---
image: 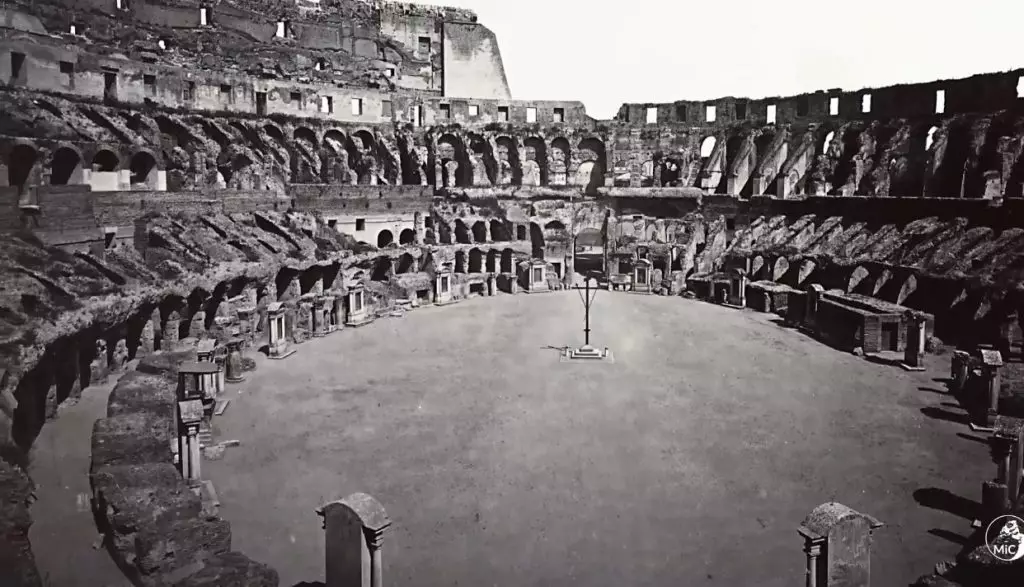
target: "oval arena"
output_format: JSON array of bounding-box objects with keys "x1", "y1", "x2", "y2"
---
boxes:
[{"x1": 2, "y1": 1, "x2": 1024, "y2": 587}]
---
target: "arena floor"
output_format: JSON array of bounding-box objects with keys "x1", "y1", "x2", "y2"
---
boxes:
[
  {"x1": 204, "y1": 291, "x2": 989, "y2": 587},
  {"x1": 28, "y1": 290, "x2": 992, "y2": 586}
]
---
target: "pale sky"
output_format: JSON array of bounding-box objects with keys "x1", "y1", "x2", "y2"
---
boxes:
[{"x1": 418, "y1": 0, "x2": 1024, "y2": 119}]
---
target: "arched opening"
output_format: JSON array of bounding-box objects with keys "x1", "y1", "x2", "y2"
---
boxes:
[
  {"x1": 454, "y1": 219, "x2": 471, "y2": 244},
  {"x1": 221, "y1": 153, "x2": 253, "y2": 186},
  {"x1": 925, "y1": 126, "x2": 939, "y2": 151},
  {"x1": 500, "y1": 249, "x2": 514, "y2": 273},
  {"x1": 468, "y1": 248, "x2": 483, "y2": 273},
  {"x1": 129, "y1": 151, "x2": 159, "y2": 189},
  {"x1": 471, "y1": 221, "x2": 487, "y2": 243},
  {"x1": 50, "y1": 147, "x2": 83, "y2": 185},
  {"x1": 377, "y1": 229, "x2": 394, "y2": 248},
  {"x1": 576, "y1": 137, "x2": 607, "y2": 194},
  {"x1": 495, "y1": 136, "x2": 521, "y2": 186},
  {"x1": 399, "y1": 228, "x2": 416, "y2": 245},
  {"x1": 92, "y1": 149, "x2": 119, "y2": 172},
  {"x1": 490, "y1": 219, "x2": 511, "y2": 241},
  {"x1": 455, "y1": 250, "x2": 466, "y2": 273},
  {"x1": 486, "y1": 249, "x2": 499, "y2": 272},
  {"x1": 544, "y1": 220, "x2": 566, "y2": 231},
  {"x1": 293, "y1": 126, "x2": 318, "y2": 148},
  {"x1": 323, "y1": 130, "x2": 346, "y2": 154},
  {"x1": 821, "y1": 131, "x2": 836, "y2": 155},
  {"x1": 370, "y1": 257, "x2": 391, "y2": 281},
  {"x1": 9, "y1": 144, "x2": 38, "y2": 191},
  {"x1": 549, "y1": 137, "x2": 571, "y2": 185},
  {"x1": 435, "y1": 134, "x2": 469, "y2": 188},
  {"x1": 468, "y1": 133, "x2": 497, "y2": 185},
  {"x1": 530, "y1": 222, "x2": 545, "y2": 259},
  {"x1": 574, "y1": 228, "x2": 604, "y2": 274},
  {"x1": 516, "y1": 225, "x2": 527, "y2": 240},
  {"x1": 659, "y1": 158, "x2": 683, "y2": 186},
  {"x1": 396, "y1": 253, "x2": 415, "y2": 274},
  {"x1": 700, "y1": 136, "x2": 717, "y2": 159},
  {"x1": 523, "y1": 137, "x2": 547, "y2": 186}
]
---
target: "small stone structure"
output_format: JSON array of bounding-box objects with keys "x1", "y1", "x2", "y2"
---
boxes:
[
  {"x1": 318, "y1": 492, "x2": 391, "y2": 587},
  {"x1": 346, "y1": 284, "x2": 373, "y2": 327},
  {"x1": 521, "y1": 260, "x2": 550, "y2": 293},
  {"x1": 798, "y1": 502, "x2": 883, "y2": 587},
  {"x1": 266, "y1": 302, "x2": 296, "y2": 359},
  {"x1": 632, "y1": 258, "x2": 653, "y2": 294}
]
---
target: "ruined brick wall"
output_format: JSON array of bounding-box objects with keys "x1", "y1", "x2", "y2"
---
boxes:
[{"x1": 441, "y1": 22, "x2": 511, "y2": 100}]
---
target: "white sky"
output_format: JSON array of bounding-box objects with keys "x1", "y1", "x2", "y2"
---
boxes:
[{"x1": 416, "y1": 0, "x2": 1024, "y2": 119}]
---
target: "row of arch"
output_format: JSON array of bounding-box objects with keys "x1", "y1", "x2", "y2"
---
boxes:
[
  {"x1": 369, "y1": 248, "x2": 520, "y2": 279},
  {"x1": 5, "y1": 143, "x2": 160, "y2": 191}
]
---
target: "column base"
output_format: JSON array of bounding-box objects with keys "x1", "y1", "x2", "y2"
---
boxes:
[
  {"x1": 268, "y1": 348, "x2": 296, "y2": 360},
  {"x1": 900, "y1": 363, "x2": 926, "y2": 372}
]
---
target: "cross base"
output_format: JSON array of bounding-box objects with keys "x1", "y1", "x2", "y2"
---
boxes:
[{"x1": 563, "y1": 345, "x2": 613, "y2": 362}]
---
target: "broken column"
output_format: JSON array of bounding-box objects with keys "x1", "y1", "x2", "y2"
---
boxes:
[
  {"x1": 236, "y1": 305, "x2": 258, "y2": 349},
  {"x1": 798, "y1": 502, "x2": 883, "y2": 587},
  {"x1": 951, "y1": 350, "x2": 971, "y2": 392},
  {"x1": 980, "y1": 348, "x2": 1005, "y2": 427},
  {"x1": 901, "y1": 311, "x2": 927, "y2": 371},
  {"x1": 318, "y1": 493, "x2": 391, "y2": 587},
  {"x1": 224, "y1": 338, "x2": 246, "y2": 384},
  {"x1": 177, "y1": 398, "x2": 204, "y2": 482},
  {"x1": 266, "y1": 302, "x2": 295, "y2": 359}
]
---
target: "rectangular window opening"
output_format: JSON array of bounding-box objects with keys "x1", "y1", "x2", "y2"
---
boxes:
[
  {"x1": 829, "y1": 96, "x2": 840, "y2": 116},
  {"x1": 103, "y1": 71, "x2": 117, "y2": 100},
  {"x1": 276, "y1": 21, "x2": 288, "y2": 38},
  {"x1": 320, "y1": 95, "x2": 333, "y2": 114},
  {"x1": 116, "y1": 0, "x2": 127, "y2": 10},
  {"x1": 143, "y1": 74, "x2": 156, "y2": 96},
  {"x1": 469, "y1": 104, "x2": 479, "y2": 116},
  {"x1": 498, "y1": 106, "x2": 509, "y2": 122},
  {"x1": 290, "y1": 91, "x2": 302, "y2": 108},
  {"x1": 440, "y1": 103, "x2": 451, "y2": 119},
  {"x1": 766, "y1": 103, "x2": 777, "y2": 124},
  {"x1": 351, "y1": 97, "x2": 363, "y2": 116},
  {"x1": 200, "y1": 7, "x2": 209, "y2": 26},
  {"x1": 735, "y1": 100, "x2": 747, "y2": 120},
  {"x1": 526, "y1": 107, "x2": 537, "y2": 123},
  {"x1": 1017, "y1": 76, "x2": 1024, "y2": 99},
  {"x1": 861, "y1": 93, "x2": 872, "y2": 113},
  {"x1": 183, "y1": 81, "x2": 195, "y2": 101},
  {"x1": 10, "y1": 52, "x2": 25, "y2": 83},
  {"x1": 355, "y1": 218, "x2": 366, "y2": 231},
  {"x1": 645, "y1": 107, "x2": 658, "y2": 124},
  {"x1": 418, "y1": 36, "x2": 430, "y2": 55},
  {"x1": 935, "y1": 89, "x2": 946, "y2": 114},
  {"x1": 796, "y1": 96, "x2": 809, "y2": 116},
  {"x1": 219, "y1": 84, "x2": 232, "y2": 104},
  {"x1": 59, "y1": 61, "x2": 74, "y2": 75},
  {"x1": 382, "y1": 99, "x2": 392, "y2": 117},
  {"x1": 256, "y1": 91, "x2": 267, "y2": 116},
  {"x1": 385, "y1": 67, "x2": 395, "y2": 77},
  {"x1": 70, "y1": 24, "x2": 78, "y2": 35},
  {"x1": 705, "y1": 105, "x2": 716, "y2": 123},
  {"x1": 675, "y1": 104, "x2": 687, "y2": 121}
]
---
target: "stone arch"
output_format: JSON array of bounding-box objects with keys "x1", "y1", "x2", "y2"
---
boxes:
[
  {"x1": 264, "y1": 124, "x2": 287, "y2": 147},
  {"x1": 490, "y1": 218, "x2": 511, "y2": 241},
  {"x1": 925, "y1": 126, "x2": 939, "y2": 151},
  {"x1": 523, "y1": 137, "x2": 547, "y2": 186},
  {"x1": 396, "y1": 253, "x2": 415, "y2": 274},
  {"x1": 467, "y1": 133, "x2": 497, "y2": 186},
  {"x1": 435, "y1": 133, "x2": 470, "y2": 188},
  {"x1": 486, "y1": 249, "x2": 499, "y2": 272},
  {"x1": 221, "y1": 152, "x2": 254, "y2": 186},
  {"x1": 772, "y1": 257, "x2": 789, "y2": 281},
  {"x1": 399, "y1": 228, "x2": 416, "y2": 245},
  {"x1": 8, "y1": 143, "x2": 38, "y2": 191},
  {"x1": 50, "y1": 146, "x2": 84, "y2": 185},
  {"x1": 471, "y1": 221, "x2": 487, "y2": 243},
  {"x1": 549, "y1": 137, "x2": 571, "y2": 186},
  {"x1": 468, "y1": 248, "x2": 483, "y2": 273},
  {"x1": 155, "y1": 115, "x2": 194, "y2": 149},
  {"x1": 821, "y1": 131, "x2": 836, "y2": 156},
  {"x1": 229, "y1": 121, "x2": 266, "y2": 153},
  {"x1": 897, "y1": 274, "x2": 918, "y2": 306},
  {"x1": 377, "y1": 229, "x2": 394, "y2": 248},
  {"x1": 293, "y1": 126, "x2": 318, "y2": 148},
  {"x1": 544, "y1": 220, "x2": 566, "y2": 231},
  {"x1": 530, "y1": 222, "x2": 545, "y2": 259},
  {"x1": 129, "y1": 150, "x2": 159, "y2": 189},
  {"x1": 577, "y1": 137, "x2": 607, "y2": 173},
  {"x1": 700, "y1": 136, "x2": 717, "y2": 159},
  {"x1": 455, "y1": 250, "x2": 466, "y2": 273},
  {"x1": 454, "y1": 219, "x2": 471, "y2": 244},
  {"x1": 500, "y1": 248, "x2": 514, "y2": 273},
  {"x1": 371, "y1": 256, "x2": 391, "y2": 281},
  {"x1": 92, "y1": 149, "x2": 120, "y2": 172},
  {"x1": 495, "y1": 136, "x2": 521, "y2": 186},
  {"x1": 848, "y1": 265, "x2": 871, "y2": 293},
  {"x1": 323, "y1": 130, "x2": 347, "y2": 153}
]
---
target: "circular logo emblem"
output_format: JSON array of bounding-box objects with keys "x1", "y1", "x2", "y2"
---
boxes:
[{"x1": 985, "y1": 515, "x2": 1024, "y2": 562}]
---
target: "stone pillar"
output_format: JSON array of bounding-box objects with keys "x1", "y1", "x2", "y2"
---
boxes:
[
  {"x1": 803, "y1": 539, "x2": 822, "y2": 587},
  {"x1": 487, "y1": 275, "x2": 496, "y2": 297},
  {"x1": 139, "y1": 319, "x2": 155, "y2": 356},
  {"x1": 188, "y1": 425, "x2": 201, "y2": 480},
  {"x1": 984, "y1": 433, "x2": 1015, "y2": 519},
  {"x1": 902, "y1": 312, "x2": 927, "y2": 370},
  {"x1": 225, "y1": 338, "x2": 246, "y2": 383},
  {"x1": 318, "y1": 493, "x2": 391, "y2": 587},
  {"x1": 951, "y1": 350, "x2": 971, "y2": 391},
  {"x1": 980, "y1": 349, "x2": 1005, "y2": 426},
  {"x1": 177, "y1": 398, "x2": 204, "y2": 481},
  {"x1": 163, "y1": 305, "x2": 184, "y2": 350},
  {"x1": 737, "y1": 275, "x2": 747, "y2": 307}
]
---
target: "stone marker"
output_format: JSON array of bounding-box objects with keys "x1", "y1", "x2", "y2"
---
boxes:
[
  {"x1": 799, "y1": 502, "x2": 883, "y2": 587},
  {"x1": 317, "y1": 492, "x2": 390, "y2": 587}
]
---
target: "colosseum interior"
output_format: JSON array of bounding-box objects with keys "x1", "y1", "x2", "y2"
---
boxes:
[{"x1": 1, "y1": 0, "x2": 1024, "y2": 586}]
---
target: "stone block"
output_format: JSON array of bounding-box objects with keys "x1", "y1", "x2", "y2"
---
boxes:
[
  {"x1": 133, "y1": 517, "x2": 232, "y2": 578},
  {"x1": 106, "y1": 371, "x2": 177, "y2": 420},
  {"x1": 170, "y1": 551, "x2": 280, "y2": 587},
  {"x1": 136, "y1": 350, "x2": 199, "y2": 380},
  {"x1": 0, "y1": 460, "x2": 41, "y2": 587},
  {"x1": 91, "y1": 413, "x2": 173, "y2": 471},
  {"x1": 90, "y1": 463, "x2": 203, "y2": 568}
]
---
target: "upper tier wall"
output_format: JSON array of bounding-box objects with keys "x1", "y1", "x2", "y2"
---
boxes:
[{"x1": 617, "y1": 69, "x2": 1024, "y2": 126}]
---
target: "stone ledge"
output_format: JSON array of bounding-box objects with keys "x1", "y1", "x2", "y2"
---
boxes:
[
  {"x1": 89, "y1": 353, "x2": 279, "y2": 587},
  {"x1": 0, "y1": 459, "x2": 41, "y2": 587}
]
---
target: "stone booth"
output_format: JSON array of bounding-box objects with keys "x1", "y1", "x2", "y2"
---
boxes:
[
  {"x1": 799, "y1": 502, "x2": 883, "y2": 587},
  {"x1": 266, "y1": 302, "x2": 296, "y2": 360},
  {"x1": 747, "y1": 280, "x2": 798, "y2": 315},
  {"x1": 606, "y1": 252, "x2": 635, "y2": 291},
  {"x1": 791, "y1": 286, "x2": 934, "y2": 354},
  {"x1": 519, "y1": 260, "x2": 550, "y2": 293},
  {"x1": 345, "y1": 284, "x2": 373, "y2": 327},
  {"x1": 317, "y1": 493, "x2": 391, "y2": 587},
  {"x1": 632, "y1": 258, "x2": 653, "y2": 294},
  {"x1": 434, "y1": 264, "x2": 457, "y2": 306}
]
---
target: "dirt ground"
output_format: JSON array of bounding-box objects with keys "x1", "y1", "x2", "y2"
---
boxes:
[{"x1": 195, "y1": 291, "x2": 988, "y2": 587}]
